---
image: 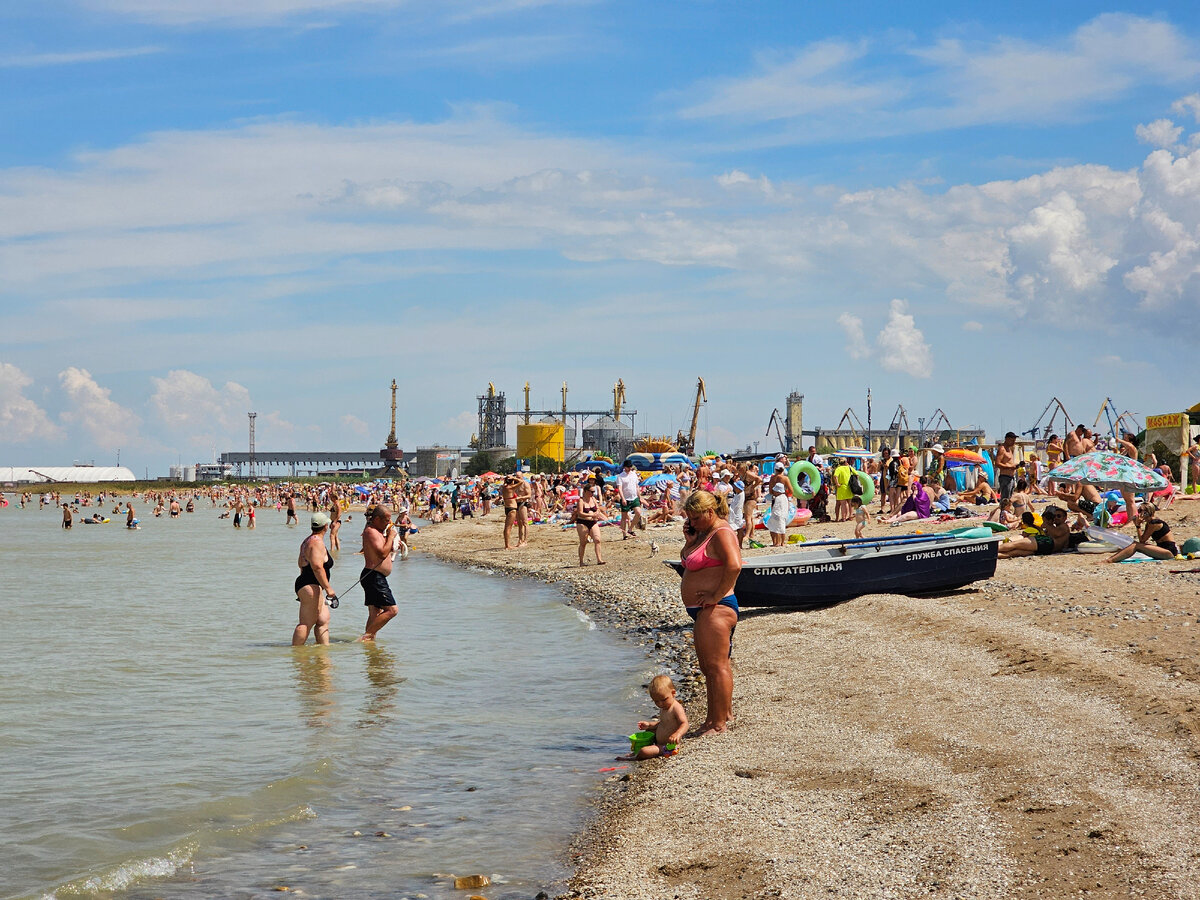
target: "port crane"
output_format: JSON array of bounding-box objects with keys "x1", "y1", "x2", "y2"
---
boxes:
[
  {"x1": 765, "y1": 408, "x2": 787, "y2": 454},
  {"x1": 675, "y1": 377, "x2": 707, "y2": 456},
  {"x1": 1021, "y1": 397, "x2": 1073, "y2": 442}
]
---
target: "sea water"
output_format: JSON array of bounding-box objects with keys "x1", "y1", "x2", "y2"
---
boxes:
[{"x1": 0, "y1": 501, "x2": 650, "y2": 900}]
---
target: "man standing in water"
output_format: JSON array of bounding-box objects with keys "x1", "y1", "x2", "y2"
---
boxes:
[{"x1": 360, "y1": 505, "x2": 398, "y2": 641}]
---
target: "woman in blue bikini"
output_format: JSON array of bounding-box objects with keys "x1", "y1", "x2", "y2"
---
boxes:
[{"x1": 680, "y1": 489, "x2": 743, "y2": 736}]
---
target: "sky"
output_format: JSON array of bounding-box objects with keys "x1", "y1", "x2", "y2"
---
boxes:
[{"x1": 2, "y1": 1, "x2": 1200, "y2": 474}]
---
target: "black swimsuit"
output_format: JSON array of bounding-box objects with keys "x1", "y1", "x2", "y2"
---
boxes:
[
  {"x1": 1148, "y1": 519, "x2": 1178, "y2": 556},
  {"x1": 295, "y1": 551, "x2": 334, "y2": 593}
]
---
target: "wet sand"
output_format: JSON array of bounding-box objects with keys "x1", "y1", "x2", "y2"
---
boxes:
[{"x1": 421, "y1": 499, "x2": 1200, "y2": 900}]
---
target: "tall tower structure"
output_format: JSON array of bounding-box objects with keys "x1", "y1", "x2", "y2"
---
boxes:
[
  {"x1": 785, "y1": 391, "x2": 804, "y2": 453},
  {"x1": 378, "y1": 379, "x2": 405, "y2": 476},
  {"x1": 476, "y1": 383, "x2": 507, "y2": 449},
  {"x1": 247, "y1": 412, "x2": 257, "y2": 478}
]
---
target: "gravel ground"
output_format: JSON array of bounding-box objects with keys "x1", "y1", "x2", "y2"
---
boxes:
[{"x1": 419, "y1": 499, "x2": 1200, "y2": 900}]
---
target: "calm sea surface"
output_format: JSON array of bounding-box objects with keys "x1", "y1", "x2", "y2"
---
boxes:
[{"x1": 0, "y1": 499, "x2": 650, "y2": 900}]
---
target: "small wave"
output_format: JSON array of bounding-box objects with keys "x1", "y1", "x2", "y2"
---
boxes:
[
  {"x1": 47, "y1": 844, "x2": 195, "y2": 897},
  {"x1": 571, "y1": 608, "x2": 597, "y2": 630}
]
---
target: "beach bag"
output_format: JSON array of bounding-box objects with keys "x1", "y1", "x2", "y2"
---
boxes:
[{"x1": 849, "y1": 472, "x2": 864, "y2": 497}]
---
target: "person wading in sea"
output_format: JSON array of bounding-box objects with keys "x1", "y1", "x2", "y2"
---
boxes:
[{"x1": 359, "y1": 505, "x2": 398, "y2": 642}]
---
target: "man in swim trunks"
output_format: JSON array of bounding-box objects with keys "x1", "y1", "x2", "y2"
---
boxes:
[
  {"x1": 359, "y1": 505, "x2": 398, "y2": 641},
  {"x1": 995, "y1": 432, "x2": 1018, "y2": 501},
  {"x1": 616, "y1": 460, "x2": 644, "y2": 538}
]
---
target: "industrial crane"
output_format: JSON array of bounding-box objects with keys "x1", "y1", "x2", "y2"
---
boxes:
[
  {"x1": 612, "y1": 379, "x2": 626, "y2": 421},
  {"x1": 765, "y1": 408, "x2": 787, "y2": 454},
  {"x1": 675, "y1": 377, "x2": 707, "y2": 456},
  {"x1": 1021, "y1": 397, "x2": 1073, "y2": 442},
  {"x1": 1092, "y1": 398, "x2": 1139, "y2": 439}
]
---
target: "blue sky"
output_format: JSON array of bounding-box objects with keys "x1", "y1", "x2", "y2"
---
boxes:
[{"x1": 3, "y1": 1, "x2": 1199, "y2": 474}]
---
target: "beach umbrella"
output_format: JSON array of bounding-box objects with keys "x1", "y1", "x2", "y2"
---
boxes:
[
  {"x1": 1045, "y1": 451, "x2": 1167, "y2": 491},
  {"x1": 832, "y1": 447, "x2": 874, "y2": 459},
  {"x1": 642, "y1": 473, "x2": 678, "y2": 488}
]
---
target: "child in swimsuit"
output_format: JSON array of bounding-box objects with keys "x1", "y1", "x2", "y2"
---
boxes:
[{"x1": 617, "y1": 675, "x2": 688, "y2": 761}]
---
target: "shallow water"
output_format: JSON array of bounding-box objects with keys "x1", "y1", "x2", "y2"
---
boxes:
[{"x1": 0, "y1": 500, "x2": 650, "y2": 900}]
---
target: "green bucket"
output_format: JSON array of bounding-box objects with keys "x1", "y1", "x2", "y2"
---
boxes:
[{"x1": 628, "y1": 730, "x2": 656, "y2": 753}]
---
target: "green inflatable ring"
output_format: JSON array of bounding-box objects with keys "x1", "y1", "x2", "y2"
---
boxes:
[
  {"x1": 852, "y1": 470, "x2": 875, "y2": 503},
  {"x1": 787, "y1": 460, "x2": 822, "y2": 501}
]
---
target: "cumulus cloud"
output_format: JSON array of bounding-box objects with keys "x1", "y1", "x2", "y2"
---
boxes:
[
  {"x1": 1136, "y1": 118, "x2": 1184, "y2": 150},
  {"x1": 1171, "y1": 93, "x2": 1200, "y2": 123},
  {"x1": 0, "y1": 363, "x2": 62, "y2": 442},
  {"x1": 149, "y1": 370, "x2": 251, "y2": 446},
  {"x1": 835, "y1": 302, "x2": 932, "y2": 376},
  {"x1": 58, "y1": 367, "x2": 141, "y2": 449},
  {"x1": 837, "y1": 313, "x2": 871, "y2": 360},
  {"x1": 962, "y1": 320, "x2": 984, "y2": 332},
  {"x1": 875, "y1": 300, "x2": 932, "y2": 376}
]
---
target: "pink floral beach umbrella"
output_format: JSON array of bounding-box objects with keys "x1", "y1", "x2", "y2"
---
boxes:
[{"x1": 1045, "y1": 451, "x2": 1167, "y2": 491}]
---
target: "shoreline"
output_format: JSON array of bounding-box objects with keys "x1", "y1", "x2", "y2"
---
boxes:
[{"x1": 419, "y1": 506, "x2": 1200, "y2": 900}]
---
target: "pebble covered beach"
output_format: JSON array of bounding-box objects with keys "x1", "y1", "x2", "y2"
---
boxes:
[{"x1": 423, "y1": 500, "x2": 1200, "y2": 900}]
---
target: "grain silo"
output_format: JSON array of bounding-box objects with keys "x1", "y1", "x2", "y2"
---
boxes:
[{"x1": 582, "y1": 415, "x2": 633, "y2": 459}]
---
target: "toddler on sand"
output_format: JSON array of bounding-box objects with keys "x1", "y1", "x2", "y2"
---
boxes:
[
  {"x1": 619, "y1": 675, "x2": 688, "y2": 760},
  {"x1": 852, "y1": 497, "x2": 867, "y2": 538}
]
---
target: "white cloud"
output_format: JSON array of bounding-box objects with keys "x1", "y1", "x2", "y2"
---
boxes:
[
  {"x1": 149, "y1": 370, "x2": 251, "y2": 447},
  {"x1": 0, "y1": 363, "x2": 62, "y2": 443},
  {"x1": 1170, "y1": 93, "x2": 1200, "y2": 123},
  {"x1": 0, "y1": 46, "x2": 163, "y2": 67},
  {"x1": 962, "y1": 320, "x2": 984, "y2": 332},
  {"x1": 1006, "y1": 191, "x2": 1118, "y2": 299},
  {"x1": 341, "y1": 414, "x2": 369, "y2": 437},
  {"x1": 834, "y1": 302, "x2": 932, "y2": 376},
  {"x1": 58, "y1": 367, "x2": 141, "y2": 449},
  {"x1": 836, "y1": 313, "x2": 871, "y2": 360},
  {"x1": 1136, "y1": 118, "x2": 1184, "y2": 150},
  {"x1": 676, "y1": 15, "x2": 1200, "y2": 142},
  {"x1": 875, "y1": 300, "x2": 932, "y2": 376}
]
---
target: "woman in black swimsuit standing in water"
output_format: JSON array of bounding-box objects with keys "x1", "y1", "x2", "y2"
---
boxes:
[{"x1": 293, "y1": 512, "x2": 337, "y2": 645}]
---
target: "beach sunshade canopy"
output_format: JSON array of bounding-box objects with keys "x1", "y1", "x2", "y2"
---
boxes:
[
  {"x1": 833, "y1": 447, "x2": 874, "y2": 459},
  {"x1": 1046, "y1": 451, "x2": 1167, "y2": 491}
]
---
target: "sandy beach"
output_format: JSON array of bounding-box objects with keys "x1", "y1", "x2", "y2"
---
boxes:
[{"x1": 421, "y1": 501, "x2": 1200, "y2": 900}]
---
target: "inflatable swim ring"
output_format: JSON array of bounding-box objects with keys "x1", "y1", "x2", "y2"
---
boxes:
[
  {"x1": 852, "y1": 470, "x2": 875, "y2": 504},
  {"x1": 1076, "y1": 541, "x2": 1116, "y2": 554},
  {"x1": 787, "y1": 461, "x2": 822, "y2": 501}
]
